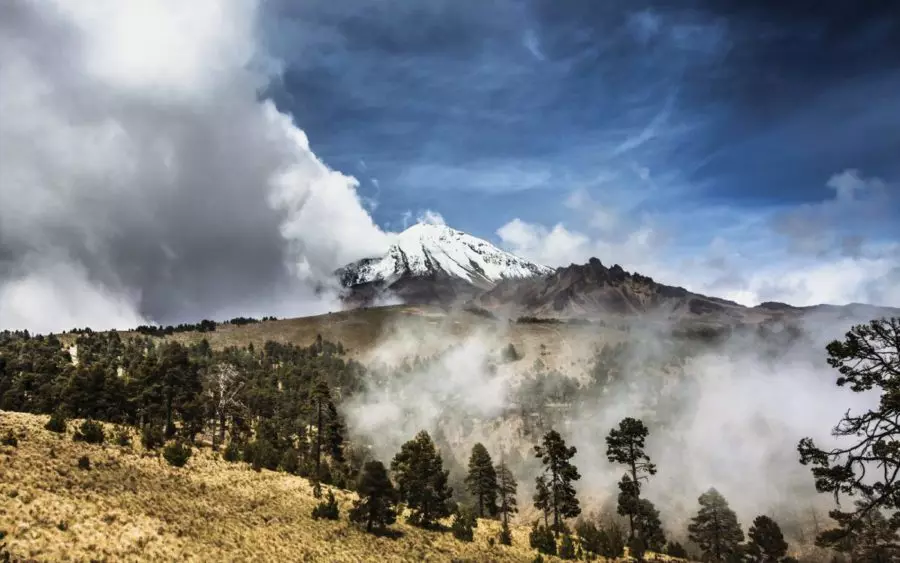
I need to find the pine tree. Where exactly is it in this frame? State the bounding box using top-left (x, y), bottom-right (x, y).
top-left (465, 443), bottom-right (498, 518)
top-left (391, 430), bottom-right (454, 528)
top-left (451, 506), bottom-right (477, 542)
top-left (798, 318), bottom-right (900, 552)
top-left (349, 460), bottom-right (398, 533)
top-left (311, 381), bottom-right (344, 483)
top-left (496, 460), bottom-right (518, 528)
top-left (533, 429), bottom-right (581, 536)
top-left (688, 488), bottom-right (745, 562)
top-left (819, 500), bottom-right (898, 563)
top-left (534, 474), bottom-right (551, 527)
top-left (748, 515), bottom-right (788, 562)
top-left (606, 417), bottom-right (656, 542)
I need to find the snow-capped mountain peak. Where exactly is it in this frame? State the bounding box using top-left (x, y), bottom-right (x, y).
top-left (338, 222), bottom-right (553, 288)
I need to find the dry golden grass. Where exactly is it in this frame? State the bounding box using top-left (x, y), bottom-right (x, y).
top-left (0, 411), bottom-right (613, 562)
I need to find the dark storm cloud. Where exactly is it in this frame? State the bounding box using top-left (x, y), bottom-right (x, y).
top-left (0, 1), bottom-right (390, 332)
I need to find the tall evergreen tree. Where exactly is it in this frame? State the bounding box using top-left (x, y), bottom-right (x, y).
top-left (496, 460), bottom-right (518, 526)
top-left (747, 515), bottom-right (788, 562)
top-left (391, 430), bottom-right (454, 527)
top-left (533, 429), bottom-right (581, 536)
top-left (606, 417), bottom-right (657, 542)
top-left (465, 443), bottom-right (498, 518)
top-left (688, 488), bottom-right (745, 562)
top-left (349, 460), bottom-right (398, 533)
top-left (798, 318), bottom-right (900, 550)
top-left (311, 381), bottom-right (344, 482)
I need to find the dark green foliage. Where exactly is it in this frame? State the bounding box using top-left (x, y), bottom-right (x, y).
top-left (666, 541), bottom-right (688, 558)
top-left (1, 431), bottom-right (16, 447)
top-left (797, 318), bottom-right (900, 550)
top-left (529, 521), bottom-right (557, 555)
top-left (819, 500), bottom-right (898, 563)
top-left (223, 441), bottom-right (241, 462)
top-left (114, 427), bottom-right (131, 447)
top-left (74, 419), bottom-right (104, 444)
top-left (747, 515), bottom-right (788, 562)
top-left (163, 441), bottom-right (192, 467)
top-left (576, 517), bottom-right (626, 558)
top-left (606, 417), bottom-right (656, 542)
top-left (688, 488), bottom-right (745, 562)
top-left (496, 461), bottom-right (518, 529)
top-left (499, 520), bottom-right (513, 546)
top-left (45, 410), bottom-right (67, 434)
top-left (349, 460), bottom-right (398, 533)
top-left (280, 448), bottom-right (300, 474)
top-left (77, 455), bottom-right (91, 470)
top-left (0, 329), bottom-right (363, 481)
top-left (533, 430), bottom-right (581, 535)
top-left (310, 381), bottom-right (345, 483)
top-left (311, 490), bottom-right (340, 520)
top-left (465, 443), bottom-right (498, 518)
top-left (244, 438), bottom-right (279, 472)
top-left (141, 424), bottom-right (165, 450)
top-left (391, 431), bottom-right (454, 528)
top-left (451, 507), bottom-right (477, 542)
top-left (634, 498), bottom-right (666, 554)
top-left (558, 534), bottom-right (576, 559)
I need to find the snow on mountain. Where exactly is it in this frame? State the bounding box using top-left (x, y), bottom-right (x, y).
top-left (338, 223), bottom-right (553, 288)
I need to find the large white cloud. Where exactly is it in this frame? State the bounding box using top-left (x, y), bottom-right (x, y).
top-left (0, 0), bottom-right (391, 332)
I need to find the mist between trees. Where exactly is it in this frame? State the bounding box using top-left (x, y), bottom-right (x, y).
top-left (0, 313), bottom-right (897, 561)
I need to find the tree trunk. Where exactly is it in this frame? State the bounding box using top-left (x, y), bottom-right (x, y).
top-left (218, 411), bottom-right (226, 445)
top-left (629, 443), bottom-right (637, 540)
top-left (315, 398), bottom-right (322, 479)
top-left (211, 412), bottom-right (219, 450)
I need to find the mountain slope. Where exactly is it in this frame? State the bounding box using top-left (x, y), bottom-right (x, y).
top-left (337, 223), bottom-right (552, 306)
top-left (474, 257), bottom-right (900, 322)
top-left (474, 257), bottom-right (749, 319)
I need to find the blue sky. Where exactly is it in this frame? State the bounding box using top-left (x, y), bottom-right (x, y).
top-left (259, 0), bottom-right (900, 306)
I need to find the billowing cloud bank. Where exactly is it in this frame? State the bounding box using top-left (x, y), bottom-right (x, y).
top-left (0, 0), bottom-right (392, 333)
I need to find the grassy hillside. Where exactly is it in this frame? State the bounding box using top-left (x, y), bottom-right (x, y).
top-left (0, 411), bottom-right (570, 562)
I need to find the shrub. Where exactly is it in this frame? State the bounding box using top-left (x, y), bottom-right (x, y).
top-left (311, 490), bottom-right (340, 520)
top-left (114, 427), bottom-right (131, 447)
top-left (141, 424), bottom-right (165, 450)
top-left (77, 455), bottom-right (91, 470)
top-left (529, 521), bottom-right (557, 556)
top-left (223, 441), bottom-right (241, 462)
top-left (451, 508), bottom-right (477, 542)
top-left (280, 448), bottom-right (299, 474)
top-left (666, 541), bottom-right (688, 558)
top-left (163, 441), bottom-right (192, 468)
top-left (244, 439), bottom-right (279, 472)
top-left (45, 410), bottom-right (67, 434)
top-left (1, 431), bottom-right (17, 447)
top-left (74, 420), bottom-right (104, 444)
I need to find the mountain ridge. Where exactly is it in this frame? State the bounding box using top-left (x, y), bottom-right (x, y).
top-left (336, 224), bottom-right (899, 321)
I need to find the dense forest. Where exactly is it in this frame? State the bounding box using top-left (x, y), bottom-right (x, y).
top-left (0, 316), bottom-right (898, 562)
